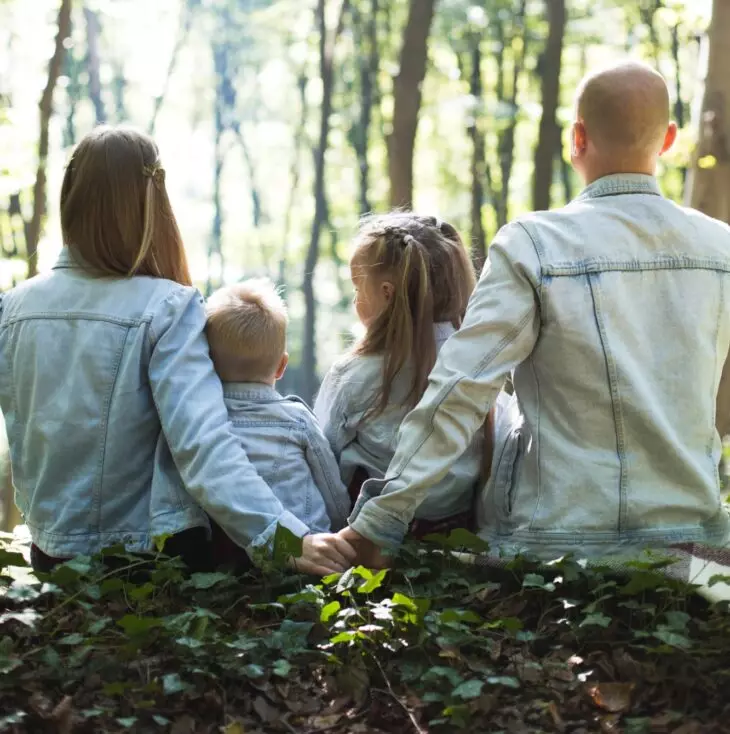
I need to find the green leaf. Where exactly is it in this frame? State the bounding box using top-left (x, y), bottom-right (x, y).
top-left (321, 600), bottom-right (341, 623)
top-left (129, 582), bottom-right (156, 601)
top-left (487, 675), bottom-right (521, 688)
top-left (664, 611), bottom-right (690, 630)
top-left (708, 574), bottom-right (730, 588)
top-left (329, 630), bottom-right (364, 644)
top-left (81, 708), bottom-right (104, 719)
top-left (103, 682), bottom-right (132, 696)
top-left (0, 655), bottom-right (21, 675)
top-left (653, 628), bottom-right (692, 649)
top-left (152, 715), bottom-right (171, 726)
top-left (438, 608), bottom-right (482, 625)
top-left (0, 549), bottom-right (27, 572)
top-left (100, 578), bottom-right (125, 596)
top-left (117, 614), bottom-right (163, 637)
top-left (153, 533), bottom-right (173, 553)
top-left (443, 528), bottom-right (491, 553)
top-left (187, 572), bottom-right (232, 590)
top-left (162, 673), bottom-right (189, 695)
top-left (272, 659), bottom-right (292, 677)
top-left (273, 524), bottom-right (304, 565)
top-left (522, 573), bottom-right (556, 592)
top-left (243, 664), bottom-right (265, 678)
top-left (5, 582), bottom-right (40, 602)
top-left (391, 592), bottom-right (418, 612)
top-left (58, 633), bottom-right (86, 645)
top-left (452, 679), bottom-right (484, 699)
top-left (87, 617), bottom-right (113, 635)
top-left (175, 637), bottom-right (204, 649)
top-left (357, 568), bottom-right (389, 594)
top-left (580, 612), bottom-right (612, 628)
top-left (423, 666), bottom-right (463, 687)
top-left (0, 712), bottom-right (26, 727)
top-left (116, 717), bottom-right (138, 728)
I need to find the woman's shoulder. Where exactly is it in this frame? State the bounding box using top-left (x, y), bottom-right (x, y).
top-left (325, 351), bottom-right (384, 384)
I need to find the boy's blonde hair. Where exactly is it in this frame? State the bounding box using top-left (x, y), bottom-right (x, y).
top-left (205, 279), bottom-right (288, 383)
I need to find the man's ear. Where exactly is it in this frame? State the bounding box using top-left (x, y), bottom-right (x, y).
top-left (571, 120), bottom-right (587, 159)
top-left (275, 352), bottom-right (289, 380)
top-left (660, 121), bottom-right (678, 156)
top-left (381, 281), bottom-right (395, 303)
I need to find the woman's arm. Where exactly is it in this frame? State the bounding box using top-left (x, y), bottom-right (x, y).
top-left (313, 361), bottom-right (358, 463)
top-left (148, 287), bottom-right (355, 573)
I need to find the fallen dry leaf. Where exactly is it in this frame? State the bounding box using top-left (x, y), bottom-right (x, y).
top-left (671, 723), bottom-right (704, 734)
top-left (587, 682), bottom-right (634, 713)
top-left (221, 721), bottom-right (246, 734)
top-left (51, 695), bottom-right (73, 734)
top-left (547, 701), bottom-right (565, 732)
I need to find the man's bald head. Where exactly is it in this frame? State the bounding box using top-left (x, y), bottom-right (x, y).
top-left (576, 61), bottom-right (670, 159)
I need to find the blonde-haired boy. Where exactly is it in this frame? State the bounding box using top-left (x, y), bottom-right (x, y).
top-left (205, 279), bottom-right (349, 535)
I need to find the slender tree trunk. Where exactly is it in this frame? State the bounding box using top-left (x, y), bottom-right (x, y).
top-left (671, 22), bottom-right (688, 186)
top-left (301, 0), bottom-right (350, 402)
top-left (279, 73), bottom-right (308, 291)
top-left (387, 0), bottom-right (437, 209)
top-left (83, 5), bottom-right (106, 124)
top-left (532, 0), bottom-right (566, 211)
top-left (25, 0), bottom-right (72, 279)
top-left (686, 0), bottom-right (730, 438)
top-left (149, 0), bottom-right (193, 135)
top-left (465, 37), bottom-right (486, 269)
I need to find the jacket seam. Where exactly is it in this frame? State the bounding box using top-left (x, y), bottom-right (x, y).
top-left (2, 312), bottom-right (149, 328)
top-left (94, 326), bottom-right (132, 532)
top-left (543, 259), bottom-right (730, 276)
top-left (710, 274), bottom-right (724, 467)
top-left (587, 273), bottom-right (627, 534)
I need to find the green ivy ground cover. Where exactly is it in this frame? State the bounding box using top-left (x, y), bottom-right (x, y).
top-left (1, 529), bottom-right (729, 733)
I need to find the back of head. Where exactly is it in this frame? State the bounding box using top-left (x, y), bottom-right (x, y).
top-left (353, 212), bottom-right (476, 414)
top-left (205, 279), bottom-right (288, 383)
top-left (576, 60), bottom-right (670, 164)
top-left (60, 125), bottom-right (191, 285)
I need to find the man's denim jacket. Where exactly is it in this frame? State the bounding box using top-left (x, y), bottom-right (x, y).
top-left (220, 382), bottom-right (350, 533)
top-left (314, 323), bottom-right (483, 520)
top-left (351, 174), bottom-right (730, 559)
top-left (0, 249), bottom-right (310, 558)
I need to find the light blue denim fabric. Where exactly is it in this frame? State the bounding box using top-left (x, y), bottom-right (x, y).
top-left (350, 174), bottom-right (730, 558)
top-left (219, 382), bottom-right (350, 532)
top-left (314, 323), bottom-right (483, 520)
top-left (0, 249), bottom-right (309, 558)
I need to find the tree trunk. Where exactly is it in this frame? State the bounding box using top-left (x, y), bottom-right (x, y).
top-left (686, 0), bottom-right (730, 438)
top-left (465, 37), bottom-right (487, 269)
top-left (25, 0), bottom-right (72, 279)
top-left (387, 0), bottom-right (437, 209)
top-left (301, 0), bottom-right (350, 403)
top-left (532, 0), bottom-right (566, 211)
top-left (83, 5), bottom-right (106, 124)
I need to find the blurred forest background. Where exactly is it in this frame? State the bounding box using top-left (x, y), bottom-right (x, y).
top-left (2, 0), bottom-right (730, 528)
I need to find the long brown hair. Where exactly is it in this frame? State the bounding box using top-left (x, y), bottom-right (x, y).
top-left (352, 213), bottom-right (476, 417)
top-left (60, 126), bottom-right (192, 286)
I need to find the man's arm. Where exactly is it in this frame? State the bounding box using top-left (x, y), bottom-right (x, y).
top-left (347, 222), bottom-right (543, 549)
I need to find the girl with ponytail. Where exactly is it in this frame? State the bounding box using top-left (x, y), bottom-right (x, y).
top-left (315, 212), bottom-right (488, 534)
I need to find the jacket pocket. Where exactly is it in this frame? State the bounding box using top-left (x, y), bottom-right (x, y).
top-left (492, 424), bottom-right (523, 526)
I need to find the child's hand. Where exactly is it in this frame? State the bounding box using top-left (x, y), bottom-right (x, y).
top-left (290, 533), bottom-right (358, 576)
top-left (337, 526), bottom-right (392, 569)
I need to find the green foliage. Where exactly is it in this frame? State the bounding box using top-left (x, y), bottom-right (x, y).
top-left (0, 535), bottom-right (727, 732)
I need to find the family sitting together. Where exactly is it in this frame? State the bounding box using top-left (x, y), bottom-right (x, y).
top-left (2, 60), bottom-right (730, 577)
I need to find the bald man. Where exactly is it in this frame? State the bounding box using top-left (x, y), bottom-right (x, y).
top-left (337, 61), bottom-right (730, 565)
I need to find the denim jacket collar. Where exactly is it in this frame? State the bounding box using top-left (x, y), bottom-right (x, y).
top-left (575, 173), bottom-right (662, 203)
top-left (52, 247), bottom-right (80, 270)
top-left (222, 382), bottom-right (281, 403)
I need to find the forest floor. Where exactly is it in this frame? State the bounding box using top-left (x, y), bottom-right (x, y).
top-left (1, 528), bottom-right (730, 734)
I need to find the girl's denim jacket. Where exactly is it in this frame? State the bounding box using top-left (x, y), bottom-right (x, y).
top-left (314, 323), bottom-right (484, 520)
top-left (0, 249), bottom-right (309, 558)
top-left (350, 175), bottom-right (730, 559)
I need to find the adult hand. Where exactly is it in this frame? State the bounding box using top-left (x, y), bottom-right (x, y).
top-left (289, 533), bottom-right (358, 576)
top-left (337, 526), bottom-right (392, 569)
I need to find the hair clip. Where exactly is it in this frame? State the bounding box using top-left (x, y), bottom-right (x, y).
top-left (143, 162), bottom-right (165, 183)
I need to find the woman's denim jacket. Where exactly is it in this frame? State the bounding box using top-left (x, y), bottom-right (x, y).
top-left (314, 323), bottom-right (483, 520)
top-left (0, 249), bottom-right (309, 558)
top-left (350, 175), bottom-right (730, 559)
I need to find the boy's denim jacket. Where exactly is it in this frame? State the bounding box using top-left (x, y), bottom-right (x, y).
top-left (314, 323), bottom-right (483, 520)
top-left (220, 382), bottom-right (350, 533)
top-left (351, 174), bottom-right (730, 558)
top-left (0, 249), bottom-right (310, 558)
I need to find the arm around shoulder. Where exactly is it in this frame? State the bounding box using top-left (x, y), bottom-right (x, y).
top-left (148, 286), bottom-right (309, 555)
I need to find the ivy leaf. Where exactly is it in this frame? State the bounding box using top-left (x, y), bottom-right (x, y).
top-left (523, 573), bottom-right (556, 592)
top-left (580, 613), bottom-right (612, 628)
top-left (0, 549), bottom-right (27, 572)
top-left (5, 582), bottom-right (40, 602)
top-left (152, 715), bottom-right (171, 726)
top-left (58, 633), bottom-right (86, 646)
top-left (272, 659), bottom-right (292, 678)
top-left (452, 679), bottom-right (484, 699)
top-left (664, 611), bottom-right (690, 631)
top-left (117, 615), bottom-right (163, 637)
top-left (243, 664), bottom-right (265, 678)
top-left (187, 572), bottom-right (232, 590)
top-left (487, 676), bottom-right (521, 689)
top-left (272, 524), bottom-right (303, 565)
top-left (357, 568), bottom-right (389, 594)
top-left (116, 717), bottom-right (138, 728)
top-left (162, 673), bottom-right (189, 695)
top-left (320, 601), bottom-right (341, 623)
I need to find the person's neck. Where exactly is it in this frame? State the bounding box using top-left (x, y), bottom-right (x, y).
top-left (582, 160), bottom-right (657, 186)
top-left (224, 377), bottom-right (277, 387)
